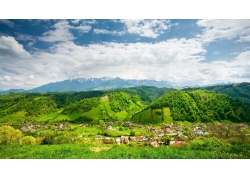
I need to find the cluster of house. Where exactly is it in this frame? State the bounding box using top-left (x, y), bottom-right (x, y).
top-left (92, 135), bottom-right (187, 148)
top-left (19, 121), bottom-right (72, 132)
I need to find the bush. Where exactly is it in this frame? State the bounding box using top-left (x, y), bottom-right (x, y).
top-left (0, 126), bottom-right (22, 145)
top-left (130, 131), bottom-right (135, 136)
top-left (189, 137), bottom-right (229, 151)
top-left (40, 131), bottom-right (55, 145)
top-left (22, 136), bottom-right (36, 145)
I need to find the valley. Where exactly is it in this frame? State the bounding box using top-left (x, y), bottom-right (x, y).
top-left (0, 84), bottom-right (250, 159)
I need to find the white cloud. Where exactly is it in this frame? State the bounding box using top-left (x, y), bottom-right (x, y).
top-left (3, 75), bottom-right (11, 81)
top-left (237, 35), bottom-right (250, 42)
top-left (120, 19), bottom-right (173, 38)
top-left (28, 75), bottom-right (35, 79)
top-left (213, 51), bottom-right (220, 54)
top-left (82, 20), bottom-right (97, 25)
top-left (197, 19), bottom-right (250, 43)
top-left (0, 19), bottom-right (14, 27)
top-left (71, 19), bottom-right (81, 24)
top-left (74, 25), bottom-right (92, 33)
top-left (93, 29), bottom-right (125, 36)
top-left (15, 33), bottom-right (35, 41)
top-left (38, 20), bottom-right (93, 42)
top-left (0, 36), bottom-right (31, 58)
top-left (1, 32), bottom-right (250, 90)
top-left (38, 20), bottom-right (75, 42)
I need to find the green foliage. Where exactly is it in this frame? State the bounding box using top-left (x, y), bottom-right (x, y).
top-left (133, 89), bottom-right (250, 124)
top-left (130, 130), bottom-right (135, 136)
top-left (0, 126), bottom-right (22, 145)
top-left (0, 143), bottom-right (249, 159)
top-left (118, 86), bottom-right (175, 104)
top-left (189, 137), bottom-right (229, 151)
top-left (71, 115), bottom-right (93, 124)
top-left (108, 92), bottom-right (131, 112)
top-left (40, 130), bottom-right (56, 145)
top-left (22, 136), bottom-right (36, 145)
top-left (204, 82), bottom-right (250, 104)
top-left (63, 97), bottom-right (101, 114)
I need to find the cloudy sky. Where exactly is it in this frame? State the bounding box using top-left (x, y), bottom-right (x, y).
top-left (0, 19), bottom-right (250, 90)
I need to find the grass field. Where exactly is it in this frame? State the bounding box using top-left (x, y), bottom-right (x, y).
top-left (163, 107), bottom-right (173, 124)
top-left (0, 143), bottom-right (249, 159)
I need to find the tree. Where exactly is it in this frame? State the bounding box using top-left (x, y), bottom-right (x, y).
top-left (22, 136), bottom-right (36, 145)
top-left (0, 126), bottom-right (22, 145)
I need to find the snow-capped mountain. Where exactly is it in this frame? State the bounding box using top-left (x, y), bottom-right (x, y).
top-left (25, 77), bottom-right (176, 92)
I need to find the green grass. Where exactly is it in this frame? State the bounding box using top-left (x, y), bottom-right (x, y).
top-left (163, 107), bottom-right (173, 124)
top-left (0, 144), bottom-right (249, 159)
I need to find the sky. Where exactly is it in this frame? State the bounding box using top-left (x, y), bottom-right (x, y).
top-left (0, 19), bottom-right (250, 90)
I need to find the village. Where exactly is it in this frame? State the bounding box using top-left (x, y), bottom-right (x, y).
top-left (5, 119), bottom-right (248, 147)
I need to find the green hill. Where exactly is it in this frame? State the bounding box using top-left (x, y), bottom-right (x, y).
top-left (0, 96), bottom-right (58, 122)
top-left (1, 87), bottom-right (250, 125)
top-left (54, 91), bottom-right (145, 124)
top-left (114, 86), bottom-right (175, 104)
top-left (204, 82), bottom-right (250, 104)
top-left (131, 89), bottom-right (250, 124)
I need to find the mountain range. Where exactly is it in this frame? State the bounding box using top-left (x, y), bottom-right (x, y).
top-left (0, 77), bottom-right (177, 94)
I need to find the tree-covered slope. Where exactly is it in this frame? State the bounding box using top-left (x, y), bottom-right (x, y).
top-left (58, 91), bottom-right (145, 123)
top-left (131, 89), bottom-right (250, 124)
top-left (204, 82), bottom-right (250, 104)
top-left (0, 96), bottom-right (58, 122)
top-left (113, 86), bottom-right (176, 104)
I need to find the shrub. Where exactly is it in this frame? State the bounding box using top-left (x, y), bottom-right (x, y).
top-left (0, 125), bottom-right (22, 145)
top-left (130, 131), bottom-right (135, 136)
top-left (22, 136), bottom-right (36, 145)
top-left (189, 137), bottom-right (229, 151)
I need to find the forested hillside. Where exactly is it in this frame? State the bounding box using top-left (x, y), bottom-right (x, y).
top-left (1, 86), bottom-right (250, 124)
top-left (204, 82), bottom-right (250, 104)
top-left (132, 89), bottom-right (250, 124)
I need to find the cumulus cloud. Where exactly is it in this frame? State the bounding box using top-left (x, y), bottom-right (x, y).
top-left (93, 29), bottom-right (125, 36)
top-left (0, 19), bottom-right (14, 27)
top-left (38, 20), bottom-right (75, 42)
top-left (197, 19), bottom-right (250, 43)
top-left (237, 35), bottom-right (250, 42)
top-left (120, 19), bottom-right (173, 38)
top-left (15, 33), bottom-right (35, 41)
top-left (0, 36), bottom-right (31, 58)
top-left (38, 20), bottom-right (93, 42)
top-left (3, 75), bottom-right (11, 81)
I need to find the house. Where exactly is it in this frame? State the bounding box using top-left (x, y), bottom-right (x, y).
top-left (177, 131), bottom-right (183, 136)
top-left (157, 140), bottom-right (164, 145)
top-left (136, 136), bottom-right (146, 142)
top-left (58, 124), bottom-right (64, 129)
top-left (241, 124), bottom-right (249, 128)
top-left (170, 140), bottom-right (175, 145)
top-left (20, 126), bottom-right (27, 132)
top-left (151, 141), bottom-right (159, 147)
top-left (176, 138), bottom-right (182, 144)
top-left (115, 137), bottom-right (121, 145)
top-left (121, 136), bottom-right (129, 144)
top-left (104, 137), bottom-right (112, 144)
top-left (107, 126), bottom-right (113, 130)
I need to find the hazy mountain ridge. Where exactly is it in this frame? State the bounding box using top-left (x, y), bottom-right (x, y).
top-left (0, 77), bottom-right (176, 94)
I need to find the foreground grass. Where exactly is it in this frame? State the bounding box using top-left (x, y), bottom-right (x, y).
top-left (0, 144), bottom-right (249, 159)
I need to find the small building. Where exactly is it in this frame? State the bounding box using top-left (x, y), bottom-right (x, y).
top-left (116, 137), bottom-right (121, 145)
top-left (136, 136), bottom-right (146, 142)
top-left (107, 126), bottom-right (113, 130)
top-left (58, 124), bottom-right (64, 129)
top-left (151, 141), bottom-right (159, 147)
top-left (176, 138), bottom-right (182, 144)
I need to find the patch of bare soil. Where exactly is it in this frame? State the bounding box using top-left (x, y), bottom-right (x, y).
top-left (89, 146), bottom-right (111, 152)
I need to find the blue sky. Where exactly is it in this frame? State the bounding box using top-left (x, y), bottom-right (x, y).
top-left (0, 19), bottom-right (250, 90)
